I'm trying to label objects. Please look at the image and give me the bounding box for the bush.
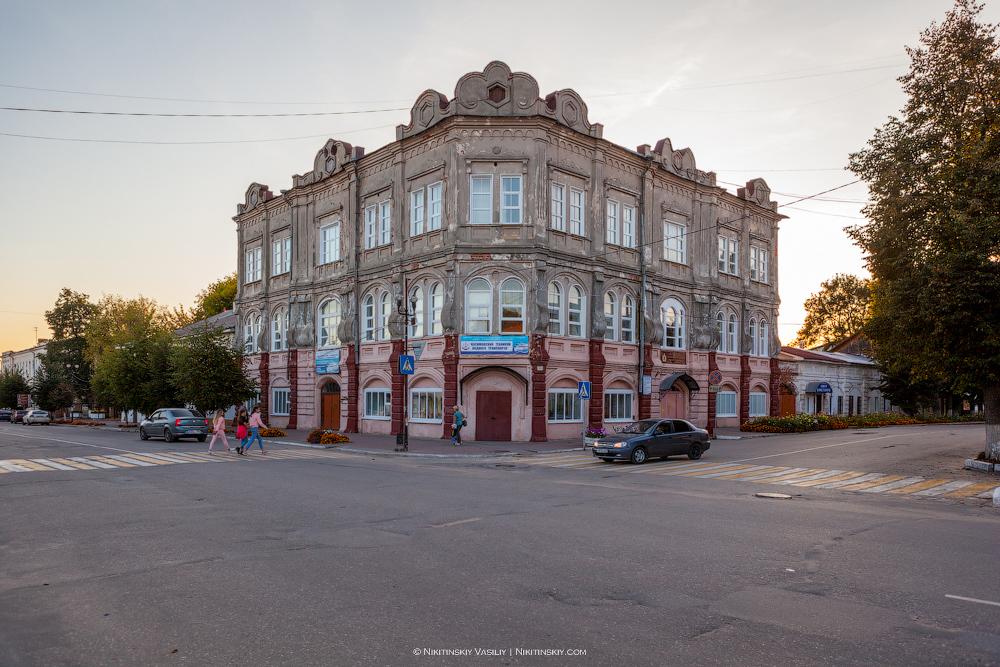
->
[582,424,608,438]
[259,428,286,438]
[741,412,978,433]
[307,429,350,444]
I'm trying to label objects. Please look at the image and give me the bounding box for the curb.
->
[321,446,584,459]
[964,459,999,474]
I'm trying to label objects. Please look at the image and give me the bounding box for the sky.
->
[0,0,989,353]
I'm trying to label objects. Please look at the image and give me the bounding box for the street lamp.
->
[395,291,418,452]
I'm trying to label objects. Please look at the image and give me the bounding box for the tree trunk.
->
[985,383,1000,462]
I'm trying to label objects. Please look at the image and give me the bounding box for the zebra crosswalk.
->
[0,448,348,474]
[509,452,1000,501]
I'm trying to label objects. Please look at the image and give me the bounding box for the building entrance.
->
[475,390,511,441]
[321,381,340,430]
[660,388,685,419]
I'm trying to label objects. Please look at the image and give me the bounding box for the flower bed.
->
[259,428,286,438]
[741,412,981,433]
[307,429,351,444]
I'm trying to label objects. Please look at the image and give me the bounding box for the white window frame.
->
[604,292,617,341]
[365,205,377,249]
[716,391,737,417]
[606,200,619,245]
[466,278,492,333]
[727,313,738,353]
[272,388,291,416]
[604,390,633,422]
[751,246,769,283]
[318,299,341,348]
[758,319,768,358]
[718,236,738,275]
[379,200,391,246]
[363,294,376,341]
[728,239,739,275]
[501,175,522,224]
[622,205,636,248]
[547,389,583,423]
[661,299,685,350]
[428,182,443,231]
[470,175,493,224]
[749,318,758,356]
[569,188,584,236]
[551,183,566,232]
[271,310,284,351]
[749,392,767,417]
[568,286,585,338]
[273,237,291,275]
[716,312,726,353]
[664,222,686,264]
[245,247,262,283]
[319,222,340,265]
[244,315,255,354]
[548,282,562,336]
[410,286,424,338]
[430,282,443,335]
[621,295,634,343]
[409,389,443,423]
[499,278,525,334]
[364,388,391,420]
[378,292,391,340]
[410,189,425,237]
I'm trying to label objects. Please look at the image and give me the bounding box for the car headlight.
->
[613,441,628,448]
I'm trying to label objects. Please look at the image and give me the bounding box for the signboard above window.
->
[459,335,529,355]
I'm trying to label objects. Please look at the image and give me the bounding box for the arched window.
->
[758,319,768,358]
[363,294,376,341]
[272,309,285,351]
[662,299,685,350]
[621,295,634,343]
[500,278,525,333]
[568,286,585,337]
[728,313,738,353]
[429,282,443,335]
[378,292,391,341]
[244,314,255,354]
[319,299,341,348]
[410,286,424,338]
[466,279,491,333]
[604,292,617,341]
[749,318,757,357]
[548,282,562,336]
[717,312,726,353]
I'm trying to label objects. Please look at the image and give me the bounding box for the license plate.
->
[594,448,608,454]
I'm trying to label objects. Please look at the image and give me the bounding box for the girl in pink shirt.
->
[208,409,232,453]
[238,405,268,455]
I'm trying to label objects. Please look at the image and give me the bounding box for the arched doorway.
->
[779,383,796,416]
[657,373,699,419]
[321,381,341,430]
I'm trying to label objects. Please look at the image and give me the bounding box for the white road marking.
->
[695,465,773,478]
[429,517,482,528]
[0,461,33,472]
[727,434,896,464]
[913,480,973,496]
[772,469,847,485]
[139,453,193,464]
[0,428,152,455]
[69,457,118,469]
[104,455,158,467]
[736,467,809,481]
[861,476,926,493]
[946,594,1000,608]
[30,459,77,471]
[816,472,886,489]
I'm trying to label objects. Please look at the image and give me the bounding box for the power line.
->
[0,123,398,145]
[0,105,409,118]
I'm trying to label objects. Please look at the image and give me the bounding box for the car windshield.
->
[619,420,659,434]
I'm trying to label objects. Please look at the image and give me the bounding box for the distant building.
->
[777,342,896,416]
[232,61,782,439]
[1,340,48,385]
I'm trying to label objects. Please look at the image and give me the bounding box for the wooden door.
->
[779,394,796,417]
[321,381,341,430]
[475,391,511,441]
[660,391,684,419]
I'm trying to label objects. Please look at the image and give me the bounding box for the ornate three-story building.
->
[233,61,782,440]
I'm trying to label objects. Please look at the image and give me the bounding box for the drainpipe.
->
[637,155,654,413]
[280,189,294,339]
[352,158,362,371]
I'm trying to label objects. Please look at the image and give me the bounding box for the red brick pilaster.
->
[707,351,718,436]
[769,357,780,417]
[258,353,270,420]
[588,340,606,428]
[739,354,751,425]
[442,334,460,439]
[529,333,549,442]
[287,349,298,430]
[344,345,358,433]
[389,339,405,435]
[639,343,654,419]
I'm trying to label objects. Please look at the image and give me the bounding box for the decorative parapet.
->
[292,139,365,188]
[639,139,717,187]
[237,183,275,215]
[737,178,778,212]
[396,61,603,141]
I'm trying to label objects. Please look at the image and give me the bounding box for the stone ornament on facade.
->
[238,183,275,215]
[738,178,777,212]
[293,139,365,188]
[289,297,315,348]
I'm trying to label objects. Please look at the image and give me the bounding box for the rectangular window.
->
[606,200,619,245]
[716,391,737,417]
[272,388,290,416]
[749,392,767,417]
[410,189,424,237]
[750,246,759,282]
[718,237,738,275]
[273,237,291,275]
[470,175,492,224]
[365,205,377,249]
[428,182,442,231]
[319,223,340,265]
[501,175,521,224]
[379,200,391,246]
[753,247,768,283]
[622,205,635,248]
[665,222,686,264]
[857,396,863,415]
[409,389,443,423]
[568,290,583,337]
[430,286,443,335]
[551,183,566,232]
[620,299,634,343]
[547,390,583,422]
[245,247,262,283]
[728,239,738,275]
[604,390,633,421]
[569,188,584,235]
[837,395,844,414]
[364,389,391,419]
[718,236,727,272]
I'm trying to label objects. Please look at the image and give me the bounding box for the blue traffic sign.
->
[578,381,591,399]
[399,355,415,375]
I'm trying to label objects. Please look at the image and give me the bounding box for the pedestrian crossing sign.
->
[399,355,415,375]
[579,381,591,399]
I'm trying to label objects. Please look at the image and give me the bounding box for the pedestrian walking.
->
[235,406,249,455]
[452,405,464,446]
[240,405,268,455]
[208,409,232,453]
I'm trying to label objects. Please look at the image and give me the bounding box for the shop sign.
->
[459,335,530,355]
[660,350,686,364]
[315,349,340,374]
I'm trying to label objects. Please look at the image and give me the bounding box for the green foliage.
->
[170,324,258,415]
[30,358,74,413]
[847,1,1000,456]
[793,274,870,349]
[0,369,30,409]
[192,273,237,320]
[741,412,980,433]
[44,288,97,405]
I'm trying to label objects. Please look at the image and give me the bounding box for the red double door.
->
[475,391,512,441]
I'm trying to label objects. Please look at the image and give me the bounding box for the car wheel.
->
[630,447,648,465]
[163,428,175,443]
[197,435,207,442]
[599,458,615,463]
[139,427,148,441]
[688,443,703,460]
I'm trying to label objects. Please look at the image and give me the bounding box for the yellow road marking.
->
[793,471,868,487]
[756,468,826,483]
[887,479,951,495]
[183,452,241,462]
[89,455,136,468]
[49,457,99,470]
[840,475,906,491]
[6,459,58,471]
[678,464,755,477]
[942,482,1000,498]
[0,466,9,473]
[714,467,790,480]
[120,453,173,465]
[646,462,726,475]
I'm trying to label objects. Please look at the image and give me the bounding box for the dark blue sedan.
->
[592,419,710,464]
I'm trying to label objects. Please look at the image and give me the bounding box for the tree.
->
[792,274,871,349]
[0,369,30,409]
[192,273,237,321]
[31,357,75,413]
[171,324,258,415]
[848,0,1000,459]
[44,288,98,406]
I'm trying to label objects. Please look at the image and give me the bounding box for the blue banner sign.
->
[315,349,341,374]
[459,335,530,355]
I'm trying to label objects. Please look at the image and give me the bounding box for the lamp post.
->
[395,290,418,452]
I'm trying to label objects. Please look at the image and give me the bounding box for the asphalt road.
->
[0,422,998,666]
